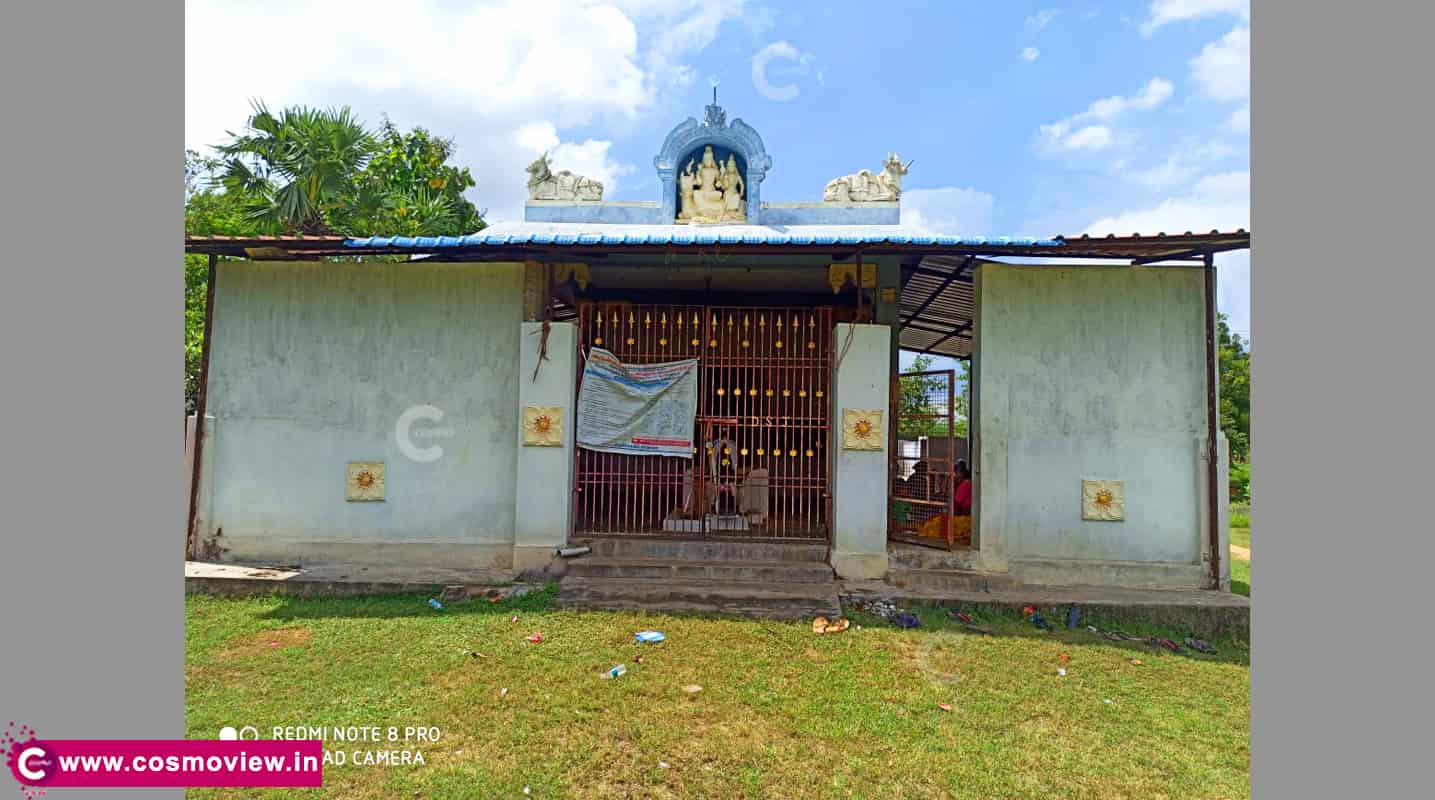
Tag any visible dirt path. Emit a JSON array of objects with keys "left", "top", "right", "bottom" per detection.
[{"left": 1230, "top": 544, "right": 1250, "bottom": 561}]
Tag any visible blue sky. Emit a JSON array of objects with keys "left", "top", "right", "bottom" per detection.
[{"left": 186, "top": 0, "right": 1249, "bottom": 343}]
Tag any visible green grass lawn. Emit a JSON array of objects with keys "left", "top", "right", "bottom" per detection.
[
  {"left": 186, "top": 590, "right": 1249, "bottom": 799},
  {"left": 1229, "top": 525, "right": 1250, "bottom": 597}
]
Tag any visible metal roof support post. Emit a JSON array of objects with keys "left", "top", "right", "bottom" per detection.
[
  {"left": 186, "top": 254, "right": 218, "bottom": 560},
  {"left": 1203, "top": 251, "right": 1222, "bottom": 589}
]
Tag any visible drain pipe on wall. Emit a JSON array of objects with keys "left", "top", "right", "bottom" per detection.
[{"left": 1203, "top": 251, "right": 1221, "bottom": 589}]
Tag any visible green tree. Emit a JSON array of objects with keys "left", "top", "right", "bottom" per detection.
[
  {"left": 214, "top": 102, "right": 377, "bottom": 234},
  {"left": 338, "top": 117, "right": 486, "bottom": 237},
  {"left": 1217, "top": 313, "right": 1252, "bottom": 498},
  {"left": 185, "top": 150, "right": 260, "bottom": 413},
  {"left": 898, "top": 354, "right": 968, "bottom": 439},
  {"left": 184, "top": 105, "right": 490, "bottom": 413}
]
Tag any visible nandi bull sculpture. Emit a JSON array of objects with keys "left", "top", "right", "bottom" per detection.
[
  {"left": 823, "top": 153, "right": 913, "bottom": 203},
  {"left": 526, "top": 152, "right": 604, "bottom": 202}
]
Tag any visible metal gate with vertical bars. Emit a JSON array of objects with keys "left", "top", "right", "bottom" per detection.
[
  {"left": 888, "top": 368, "right": 964, "bottom": 548},
  {"left": 574, "top": 303, "right": 832, "bottom": 540}
]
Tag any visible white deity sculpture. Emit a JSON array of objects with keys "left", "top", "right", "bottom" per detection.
[
  {"left": 526, "top": 152, "right": 603, "bottom": 202},
  {"left": 823, "top": 153, "right": 913, "bottom": 203},
  {"left": 676, "top": 145, "right": 746, "bottom": 223}
]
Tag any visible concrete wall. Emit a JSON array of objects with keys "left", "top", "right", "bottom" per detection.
[
  {"left": 513, "top": 322, "right": 578, "bottom": 573},
  {"left": 525, "top": 201, "right": 664, "bottom": 224},
  {"left": 830, "top": 323, "right": 893, "bottom": 579},
  {"left": 973, "top": 263, "right": 1220, "bottom": 589},
  {"left": 759, "top": 202, "right": 900, "bottom": 226},
  {"left": 523, "top": 200, "right": 899, "bottom": 225},
  {"left": 204, "top": 260, "right": 524, "bottom": 569}
]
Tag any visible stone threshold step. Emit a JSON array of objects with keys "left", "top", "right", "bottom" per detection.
[
  {"left": 559, "top": 576, "right": 841, "bottom": 619},
  {"left": 574, "top": 538, "right": 830, "bottom": 564},
  {"left": 566, "top": 557, "right": 835, "bottom": 583}
]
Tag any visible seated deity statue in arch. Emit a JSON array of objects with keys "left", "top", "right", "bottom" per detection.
[{"left": 722, "top": 155, "right": 744, "bottom": 215}]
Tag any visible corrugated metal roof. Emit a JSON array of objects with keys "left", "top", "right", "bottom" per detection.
[
  {"left": 185, "top": 228, "right": 1248, "bottom": 260},
  {"left": 342, "top": 222, "right": 1064, "bottom": 250}
]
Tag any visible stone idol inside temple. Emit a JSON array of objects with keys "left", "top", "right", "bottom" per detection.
[{"left": 524, "top": 89, "right": 908, "bottom": 227}]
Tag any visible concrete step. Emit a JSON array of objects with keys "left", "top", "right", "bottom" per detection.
[
  {"left": 573, "top": 537, "right": 829, "bottom": 564},
  {"left": 567, "top": 556, "right": 835, "bottom": 584},
  {"left": 559, "top": 576, "right": 841, "bottom": 619},
  {"left": 887, "top": 543, "right": 983, "bottom": 571},
  {"left": 886, "top": 567, "right": 1015, "bottom": 594}
]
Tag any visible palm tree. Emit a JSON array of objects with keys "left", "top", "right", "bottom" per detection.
[{"left": 214, "top": 102, "right": 376, "bottom": 234}]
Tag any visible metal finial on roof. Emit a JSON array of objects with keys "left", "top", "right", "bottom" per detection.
[{"left": 703, "top": 82, "right": 726, "bottom": 127}]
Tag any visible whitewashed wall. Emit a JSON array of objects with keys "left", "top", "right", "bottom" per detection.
[
  {"left": 202, "top": 260, "right": 524, "bottom": 568},
  {"left": 973, "top": 263, "right": 1221, "bottom": 588}
]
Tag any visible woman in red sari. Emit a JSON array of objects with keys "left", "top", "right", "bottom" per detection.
[{"left": 953, "top": 460, "right": 973, "bottom": 515}]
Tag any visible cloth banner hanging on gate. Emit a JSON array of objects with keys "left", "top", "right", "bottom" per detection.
[{"left": 576, "top": 347, "right": 699, "bottom": 457}]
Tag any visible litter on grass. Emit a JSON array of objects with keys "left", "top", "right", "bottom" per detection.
[
  {"left": 1185, "top": 637, "right": 1218, "bottom": 654},
  {"left": 682, "top": 685, "right": 703, "bottom": 694},
  {"left": 895, "top": 612, "right": 921, "bottom": 629},
  {"left": 937, "top": 703, "right": 953, "bottom": 712},
  {"left": 812, "top": 617, "right": 851, "bottom": 634},
  {"left": 602, "top": 664, "right": 627, "bottom": 679},
  {"left": 526, "top": 633, "right": 543, "bottom": 643},
  {"left": 636, "top": 631, "right": 666, "bottom": 643},
  {"left": 427, "top": 598, "right": 443, "bottom": 611}
]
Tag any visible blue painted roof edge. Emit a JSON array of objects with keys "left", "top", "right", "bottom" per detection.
[{"left": 342, "top": 233, "right": 1065, "bottom": 249}]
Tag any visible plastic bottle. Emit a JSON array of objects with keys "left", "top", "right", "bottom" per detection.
[
  {"left": 428, "top": 598, "right": 443, "bottom": 611},
  {"left": 602, "top": 664, "right": 627, "bottom": 679}
]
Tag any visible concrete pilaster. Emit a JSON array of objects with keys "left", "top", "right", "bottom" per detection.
[
  {"left": 830, "top": 323, "right": 893, "bottom": 580},
  {"left": 513, "top": 322, "right": 578, "bottom": 573}
]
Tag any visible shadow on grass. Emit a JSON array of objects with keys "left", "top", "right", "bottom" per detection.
[
  {"left": 250, "top": 583, "right": 562, "bottom": 621},
  {"left": 225, "top": 583, "right": 1249, "bottom": 666},
  {"left": 844, "top": 602, "right": 1250, "bottom": 666}
]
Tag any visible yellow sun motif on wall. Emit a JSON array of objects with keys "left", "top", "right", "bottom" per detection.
[
  {"left": 1082, "top": 480, "right": 1125, "bottom": 521},
  {"left": 842, "top": 409, "right": 884, "bottom": 451},
  {"left": 346, "top": 462, "right": 385, "bottom": 502},
  {"left": 523, "top": 406, "right": 564, "bottom": 447}
]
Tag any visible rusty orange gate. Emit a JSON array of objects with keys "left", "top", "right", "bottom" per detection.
[
  {"left": 573, "top": 303, "right": 832, "bottom": 540},
  {"left": 888, "top": 368, "right": 967, "bottom": 549}
]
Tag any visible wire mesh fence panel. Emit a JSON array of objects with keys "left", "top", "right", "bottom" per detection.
[
  {"left": 889, "top": 368, "right": 969, "bottom": 549},
  {"left": 573, "top": 303, "right": 831, "bottom": 541}
]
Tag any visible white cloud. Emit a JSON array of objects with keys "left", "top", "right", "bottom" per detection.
[
  {"left": 1140, "top": 0, "right": 1249, "bottom": 36},
  {"left": 1021, "top": 46, "right": 1041, "bottom": 62},
  {"left": 1026, "top": 9, "right": 1058, "bottom": 31},
  {"left": 1064, "top": 126, "right": 1116, "bottom": 150},
  {"left": 901, "top": 187, "right": 996, "bottom": 235},
  {"left": 1085, "top": 169, "right": 1251, "bottom": 337},
  {"left": 1191, "top": 26, "right": 1250, "bottom": 102},
  {"left": 1132, "top": 77, "right": 1176, "bottom": 109},
  {"left": 1127, "top": 139, "right": 1237, "bottom": 189},
  {"left": 1037, "top": 78, "right": 1172, "bottom": 154},
  {"left": 513, "top": 121, "right": 635, "bottom": 197},
  {"left": 751, "top": 40, "right": 814, "bottom": 102},
  {"left": 185, "top": 0, "right": 749, "bottom": 223},
  {"left": 1087, "top": 171, "right": 1248, "bottom": 236},
  {"left": 1224, "top": 105, "right": 1250, "bottom": 134}
]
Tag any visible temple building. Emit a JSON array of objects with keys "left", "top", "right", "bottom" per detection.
[{"left": 185, "top": 97, "right": 1249, "bottom": 612}]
